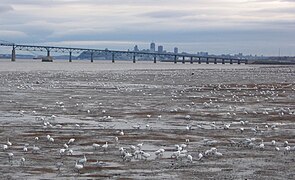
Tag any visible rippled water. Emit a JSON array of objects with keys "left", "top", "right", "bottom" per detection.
[{"left": 0, "top": 59, "right": 253, "bottom": 72}]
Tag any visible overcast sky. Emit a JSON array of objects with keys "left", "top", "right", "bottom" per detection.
[{"left": 0, "top": 0, "right": 295, "bottom": 56}]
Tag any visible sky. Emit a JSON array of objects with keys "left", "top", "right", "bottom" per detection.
[{"left": 0, "top": 0, "right": 295, "bottom": 56}]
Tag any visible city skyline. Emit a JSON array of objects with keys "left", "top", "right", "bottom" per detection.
[{"left": 0, "top": 0, "right": 295, "bottom": 56}]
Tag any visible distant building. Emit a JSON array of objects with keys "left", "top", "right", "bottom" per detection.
[
  {"left": 158, "top": 45, "right": 163, "bottom": 53},
  {"left": 174, "top": 47, "right": 178, "bottom": 54},
  {"left": 197, "top": 52, "right": 209, "bottom": 56},
  {"left": 134, "top": 45, "right": 139, "bottom": 52},
  {"left": 150, "top": 42, "right": 156, "bottom": 52}
]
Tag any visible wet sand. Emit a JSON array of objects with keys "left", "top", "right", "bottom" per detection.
[{"left": 0, "top": 61, "right": 294, "bottom": 179}]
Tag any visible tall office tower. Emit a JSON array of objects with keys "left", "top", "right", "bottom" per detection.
[
  {"left": 174, "top": 47, "right": 179, "bottom": 54},
  {"left": 134, "top": 45, "right": 139, "bottom": 52},
  {"left": 150, "top": 42, "right": 156, "bottom": 52},
  {"left": 158, "top": 45, "right": 163, "bottom": 53}
]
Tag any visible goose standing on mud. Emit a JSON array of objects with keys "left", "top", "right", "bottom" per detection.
[
  {"left": 20, "top": 157, "right": 25, "bottom": 166},
  {"left": 187, "top": 155, "right": 193, "bottom": 163},
  {"left": 59, "top": 148, "right": 67, "bottom": 157},
  {"left": 7, "top": 138, "right": 12, "bottom": 146},
  {"left": 93, "top": 143, "right": 100, "bottom": 150},
  {"left": 68, "top": 138, "right": 75, "bottom": 145},
  {"left": 114, "top": 137, "right": 119, "bottom": 145},
  {"left": 23, "top": 145, "right": 28, "bottom": 152},
  {"left": 119, "top": 130, "right": 124, "bottom": 136},
  {"left": 259, "top": 140, "right": 265, "bottom": 150},
  {"left": 3, "top": 144, "right": 8, "bottom": 151},
  {"left": 78, "top": 154, "right": 87, "bottom": 165},
  {"left": 102, "top": 142, "right": 108, "bottom": 152},
  {"left": 198, "top": 153, "right": 203, "bottom": 161},
  {"left": 75, "top": 161, "right": 84, "bottom": 173}
]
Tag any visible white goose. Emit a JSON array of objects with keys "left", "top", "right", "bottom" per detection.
[
  {"left": 68, "top": 138, "right": 75, "bottom": 145},
  {"left": 7, "top": 138, "right": 12, "bottom": 146},
  {"left": 23, "top": 146, "right": 28, "bottom": 152},
  {"left": 78, "top": 154, "right": 87, "bottom": 165},
  {"left": 20, "top": 157, "right": 25, "bottom": 166},
  {"left": 259, "top": 140, "right": 265, "bottom": 150},
  {"left": 137, "top": 143, "right": 143, "bottom": 150},
  {"left": 119, "top": 130, "right": 124, "bottom": 136},
  {"left": 198, "top": 153, "right": 203, "bottom": 161},
  {"left": 93, "top": 143, "right": 100, "bottom": 150},
  {"left": 114, "top": 137, "right": 119, "bottom": 144},
  {"left": 102, "top": 142, "right": 108, "bottom": 152},
  {"left": 140, "top": 151, "right": 151, "bottom": 160},
  {"left": 187, "top": 154, "right": 193, "bottom": 163},
  {"left": 75, "top": 161, "right": 84, "bottom": 173},
  {"left": 59, "top": 148, "right": 67, "bottom": 157},
  {"left": 3, "top": 144, "right": 8, "bottom": 151}
]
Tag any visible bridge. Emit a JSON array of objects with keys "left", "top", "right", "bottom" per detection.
[{"left": 0, "top": 42, "right": 248, "bottom": 64}]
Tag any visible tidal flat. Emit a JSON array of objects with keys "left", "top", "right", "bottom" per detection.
[{"left": 0, "top": 60, "right": 294, "bottom": 179}]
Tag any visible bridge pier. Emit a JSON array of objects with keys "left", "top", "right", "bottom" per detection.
[
  {"left": 11, "top": 45, "right": 16, "bottom": 62},
  {"left": 90, "top": 51, "right": 94, "bottom": 62},
  {"left": 245, "top": 60, "right": 248, "bottom": 64},
  {"left": 154, "top": 56, "right": 157, "bottom": 63},
  {"left": 112, "top": 53, "right": 115, "bottom": 63},
  {"left": 47, "top": 49, "right": 50, "bottom": 57},
  {"left": 206, "top": 57, "right": 209, "bottom": 64},
  {"left": 214, "top": 58, "right": 217, "bottom": 64},
  {"left": 69, "top": 51, "right": 72, "bottom": 62},
  {"left": 198, "top": 57, "right": 201, "bottom": 64},
  {"left": 230, "top": 59, "right": 233, "bottom": 64},
  {"left": 174, "top": 55, "right": 177, "bottom": 64},
  {"left": 238, "top": 59, "right": 241, "bottom": 64},
  {"left": 190, "top": 57, "right": 193, "bottom": 64},
  {"left": 182, "top": 56, "right": 185, "bottom": 64},
  {"left": 133, "top": 54, "right": 136, "bottom": 63},
  {"left": 222, "top": 59, "right": 225, "bottom": 64}
]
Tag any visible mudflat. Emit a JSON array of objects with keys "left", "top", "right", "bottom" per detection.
[{"left": 0, "top": 61, "right": 294, "bottom": 179}]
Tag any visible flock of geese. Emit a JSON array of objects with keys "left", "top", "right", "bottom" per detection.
[
  {"left": 0, "top": 70, "right": 294, "bottom": 178},
  {"left": 2, "top": 103, "right": 295, "bottom": 175}
]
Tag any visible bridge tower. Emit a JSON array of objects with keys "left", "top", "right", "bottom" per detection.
[
  {"left": 112, "top": 53, "right": 115, "bottom": 63},
  {"left": 44, "top": 47, "right": 51, "bottom": 58},
  {"left": 133, "top": 54, "right": 136, "bottom": 63},
  {"left": 69, "top": 51, "right": 72, "bottom": 62},
  {"left": 90, "top": 51, "right": 94, "bottom": 62},
  {"left": 11, "top": 45, "right": 16, "bottom": 62},
  {"left": 174, "top": 55, "right": 177, "bottom": 64}
]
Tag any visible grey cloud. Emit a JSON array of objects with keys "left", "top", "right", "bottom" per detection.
[
  {"left": 0, "top": 5, "right": 14, "bottom": 13},
  {"left": 140, "top": 10, "right": 192, "bottom": 19}
]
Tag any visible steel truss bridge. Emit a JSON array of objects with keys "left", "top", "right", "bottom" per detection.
[{"left": 0, "top": 42, "right": 248, "bottom": 64}]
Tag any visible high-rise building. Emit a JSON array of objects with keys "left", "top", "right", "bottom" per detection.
[
  {"left": 150, "top": 42, "right": 156, "bottom": 52},
  {"left": 134, "top": 45, "right": 139, "bottom": 52},
  {"left": 174, "top": 47, "right": 178, "bottom": 54},
  {"left": 158, "top": 45, "right": 163, "bottom": 53}
]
